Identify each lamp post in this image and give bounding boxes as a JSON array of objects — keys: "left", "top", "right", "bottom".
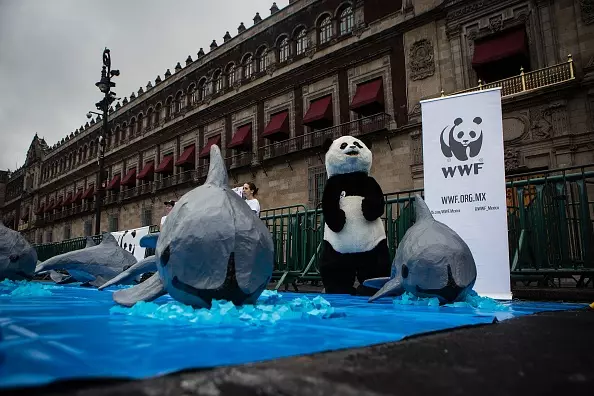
[{"left": 91, "top": 48, "right": 119, "bottom": 235}]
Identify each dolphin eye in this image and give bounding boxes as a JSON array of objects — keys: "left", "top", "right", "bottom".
[
  {"left": 340, "top": 142, "right": 348, "bottom": 149},
  {"left": 161, "top": 245, "right": 171, "bottom": 267},
  {"left": 469, "top": 131, "right": 476, "bottom": 138},
  {"left": 401, "top": 264, "right": 409, "bottom": 279},
  {"left": 9, "top": 254, "right": 19, "bottom": 262}
]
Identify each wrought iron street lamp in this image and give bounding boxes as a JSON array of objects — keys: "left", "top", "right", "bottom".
[{"left": 91, "top": 48, "right": 119, "bottom": 235}]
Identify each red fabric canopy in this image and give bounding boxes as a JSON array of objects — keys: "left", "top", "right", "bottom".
[
  {"left": 228, "top": 124, "right": 252, "bottom": 149},
  {"left": 302, "top": 95, "right": 333, "bottom": 126},
  {"left": 175, "top": 145, "right": 196, "bottom": 167},
  {"left": 472, "top": 27, "right": 528, "bottom": 66},
  {"left": 121, "top": 168, "right": 137, "bottom": 187},
  {"left": 106, "top": 174, "right": 121, "bottom": 191},
  {"left": 62, "top": 192, "right": 74, "bottom": 206},
  {"left": 155, "top": 155, "right": 174, "bottom": 174},
  {"left": 82, "top": 185, "right": 94, "bottom": 200},
  {"left": 34, "top": 202, "right": 45, "bottom": 215},
  {"left": 262, "top": 111, "right": 290, "bottom": 141},
  {"left": 137, "top": 161, "right": 155, "bottom": 181},
  {"left": 54, "top": 196, "right": 64, "bottom": 210},
  {"left": 350, "top": 78, "right": 384, "bottom": 112},
  {"left": 72, "top": 189, "right": 83, "bottom": 203},
  {"left": 199, "top": 135, "right": 221, "bottom": 158},
  {"left": 45, "top": 200, "right": 55, "bottom": 213}
]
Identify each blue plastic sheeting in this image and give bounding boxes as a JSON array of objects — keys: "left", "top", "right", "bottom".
[{"left": 0, "top": 280, "right": 587, "bottom": 389}]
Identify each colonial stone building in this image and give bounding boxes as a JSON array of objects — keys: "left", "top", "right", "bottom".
[{"left": 2, "top": 0, "right": 593, "bottom": 244}]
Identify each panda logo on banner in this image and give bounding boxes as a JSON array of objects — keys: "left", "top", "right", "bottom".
[{"left": 439, "top": 117, "right": 484, "bottom": 178}]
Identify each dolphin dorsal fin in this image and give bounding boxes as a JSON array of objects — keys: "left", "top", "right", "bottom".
[
  {"left": 205, "top": 144, "right": 228, "bottom": 188},
  {"left": 414, "top": 194, "right": 433, "bottom": 222},
  {"left": 100, "top": 232, "right": 118, "bottom": 245},
  {"left": 85, "top": 237, "right": 96, "bottom": 248}
]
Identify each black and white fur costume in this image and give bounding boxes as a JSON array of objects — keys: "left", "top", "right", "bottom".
[{"left": 319, "top": 135, "right": 391, "bottom": 296}]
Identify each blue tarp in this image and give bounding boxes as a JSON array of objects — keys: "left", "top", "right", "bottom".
[{"left": 0, "top": 280, "right": 587, "bottom": 389}]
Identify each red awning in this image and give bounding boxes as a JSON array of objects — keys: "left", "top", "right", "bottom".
[
  {"left": 199, "top": 135, "right": 221, "bottom": 158},
  {"left": 82, "top": 185, "right": 94, "bottom": 200},
  {"left": 175, "top": 145, "right": 196, "bottom": 167},
  {"left": 62, "top": 192, "right": 74, "bottom": 206},
  {"left": 350, "top": 78, "right": 384, "bottom": 112},
  {"left": 54, "top": 196, "right": 64, "bottom": 210},
  {"left": 472, "top": 27, "right": 528, "bottom": 66},
  {"left": 35, "top": 202, "right": 45, "bottom": 215},
  {"left": 262, "top": 111, "right": 290, "bottom": 141},
  {"left": 45, "top": 200, "right": 55, "bottom": 213},
  {"left": 228, "top": 124, "right": 252, "bottom": 149},
  {"left": 137, "top": 161, "right": 155, "bottom": 180},
  {"left": 72, "top": 189, "right": 83, "bottom": 203},
  {"left": 302, "top": 95, "right": 333, "bottom": 126},
  {"left": 155, "top": 155, "right": 174, "bottom": 174},
  {"left": 106, "top": 174, "right": 121, "bottom": 191},
  {"left": 121, "top": 168, "right": 137, "bottom": 187}
]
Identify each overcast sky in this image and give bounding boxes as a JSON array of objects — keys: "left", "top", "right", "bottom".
[{"left": 0, "top": 0, "right": 286, "bottom": 170}]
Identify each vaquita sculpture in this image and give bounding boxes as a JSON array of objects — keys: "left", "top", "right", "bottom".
[
  {"left": 364, "top": 194, "right": 477, "bottom": 304},
  {"left": 0, "top": 221, "right": 37, "bottom": 281},
  {"left": 112, "top": 144, "right": 274, "bottom": 309}
]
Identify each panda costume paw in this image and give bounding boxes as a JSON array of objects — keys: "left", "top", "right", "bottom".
[{"left": 319, "top": 136, "right": 391, "bottom": 296}]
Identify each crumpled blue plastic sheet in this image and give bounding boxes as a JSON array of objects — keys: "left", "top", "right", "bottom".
[{"left": 0, "top": 281, "right": 587, "bottom": 389}]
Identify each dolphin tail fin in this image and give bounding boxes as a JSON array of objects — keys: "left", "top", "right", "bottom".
[
  {"left": 368, "top": 277, "right": 404, "bottom": 302},
  {"left": 205, "top": 144, "right": 228, "bottom": 189},
  {"left": 48, "top": 270, "right": 74, "bottom": 284},
  {"left": 139, "top": 233, "right": 159, "bottom": 249},
  {"left": 414, "top": 194, "right": 433, "bottom": 222},
  {"left": 99, "top": 256, "right": 157, "bottom": 290},
  {"left": 362, "top": 277, "right": 391, "bottom": 290},
  {"left": 112, "top": 272, "right": 166, "bottom": 307}
]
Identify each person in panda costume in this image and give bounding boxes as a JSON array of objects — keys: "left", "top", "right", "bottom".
[{"left": 319, "top": 135, "right": 391, "bottom": 295}]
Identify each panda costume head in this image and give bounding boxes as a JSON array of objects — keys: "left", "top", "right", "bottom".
[
  {"left": 440, "top": 117, "right": 483, "bottom": 162},
  {"left": 323, "top": 135, "right": 373, "bottom": 177}
]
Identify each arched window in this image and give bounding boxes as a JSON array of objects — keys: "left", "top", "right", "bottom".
[
  {"left": 256, "top": 48, "right": 268, "bottom": 73},
  {"left": 198, "top": 79, "right": 207, "bottom": 101},
  {"left": 130, "top": 117, "right": 137, "bottom": 137},
  {"left": 226, "top": 64, "right": 236, "bottom": 87},
  {"left": 146, "top": 108, "right": 154, "bottom": 128},
  {"left": 187, "top": 84, "right": 196, "bottom": 106},
  {"left": 165, "top": 97, "right": 173, "bottom": 118},
  {"left": 154, "top": 103, "right": 162, "bottom": 124},
  {"left": 319, "top": 16, "right": 332, "bottom": 44},
  {"left": 243, "top": 55, "right": 253, "bottom": 79},
  {"left": 339, "top": 6, "right": 354, "bottom": 35},
  {"left": 278, "top": 37, "right": 290, "bottom": 63},
  {"left": 295, "top": 28, "right": 308, "bottom": 55},
  {"left": 213, "top": 70, "right": 222, "bottom": 93},
  {"left": 175, "top": 91, "right": 184, "bottom": 112}
]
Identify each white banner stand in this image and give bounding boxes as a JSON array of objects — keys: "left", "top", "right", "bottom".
[
  {"left": 111, "top": 225, "right": 152, "bottom": 262},
  {"left": 420, "top": 88, "right": 512, "bottom": 300}
]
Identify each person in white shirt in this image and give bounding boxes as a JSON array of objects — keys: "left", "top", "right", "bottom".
[
  {"left": 242, "top": 182, "right": 260, "bottom": 216},
  {"left": 160, "top": 199, "right": 175, "bottom": 227}
]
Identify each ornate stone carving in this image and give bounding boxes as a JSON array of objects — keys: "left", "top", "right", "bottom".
[
  {"left": 504, "top": 147, "right": 520, "bottom": 171},
  {"left": 409, "top": 39, "right": 435, "bottom": 81},
  {"left": 410, "top": 129, "right": 423, "bottom": 165},
  {"left": 489, "top": 16, "right": 503, "bottom": 32},
  {"left": 580, "top": 0, "right": 594, "bottom": 25},
  {"left": 528, "top": 102, "right": 569, "bottom": 140},
  {"left": 305, "top": 46, "right": 316, "bottom": 59},
  {"left": 266, "top": 63, "right": 277, "bottom": 77},
  {"left": 503, "top": 116, "right": 528, "bottom": 142},
  {"left": 447, "top": 1, "right": 487, "bottom": 21},
  {"left": 233, "top": 80, "right": 242, "bottom": 92}
]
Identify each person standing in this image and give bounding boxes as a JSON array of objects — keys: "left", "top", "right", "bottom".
[
  {"left": 242, "top": 182, "right": 260, "bottom": 216},
  {"left": 161, "top": 199, "right": 175, "bottom": 227}
]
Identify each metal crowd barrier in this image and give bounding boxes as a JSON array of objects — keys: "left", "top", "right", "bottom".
[{"left": 31, "top": 165, "right": 594, "bottom": 290}]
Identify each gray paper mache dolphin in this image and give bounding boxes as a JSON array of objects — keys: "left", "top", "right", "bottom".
[
  {"left": 0, "top": 221, "right": 37, "bottom": 281},
  {"left": 363, "top": 194, "right": 477, "bottom": 304},
  {"left": 98, "top": 255, "right": 157, "bottom": 290},
  {"left": 35, "top": 233, "right": 138, "bottom": 288},
  {"left": 112, "top": 144, "right": 274, "bottom": 308}
]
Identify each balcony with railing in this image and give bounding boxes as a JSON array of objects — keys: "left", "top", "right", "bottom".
[
  {"left": 258, "top": 112, "right": 391, "bottom": 161},
  {"left": 225, "top": 152, "right": 253, "bottom": 169},
  {"left": 445, "top": 55, "right": 575, "bottom": 99}
]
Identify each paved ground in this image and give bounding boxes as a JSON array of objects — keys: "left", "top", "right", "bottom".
[{"left": 2, "top": 307, "right": 592, "bottom": 396}]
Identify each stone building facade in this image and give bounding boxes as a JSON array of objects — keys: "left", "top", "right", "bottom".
[{"left": 2, "top": 0, "right": 593, "bottom": 244}]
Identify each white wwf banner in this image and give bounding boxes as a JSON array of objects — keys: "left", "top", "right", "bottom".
[
  {"left": 420, "top": 88, "right": 511, "bottom": 300},
  {"left": 110, "top": 226, "right": 152, "bottom": 262}
]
